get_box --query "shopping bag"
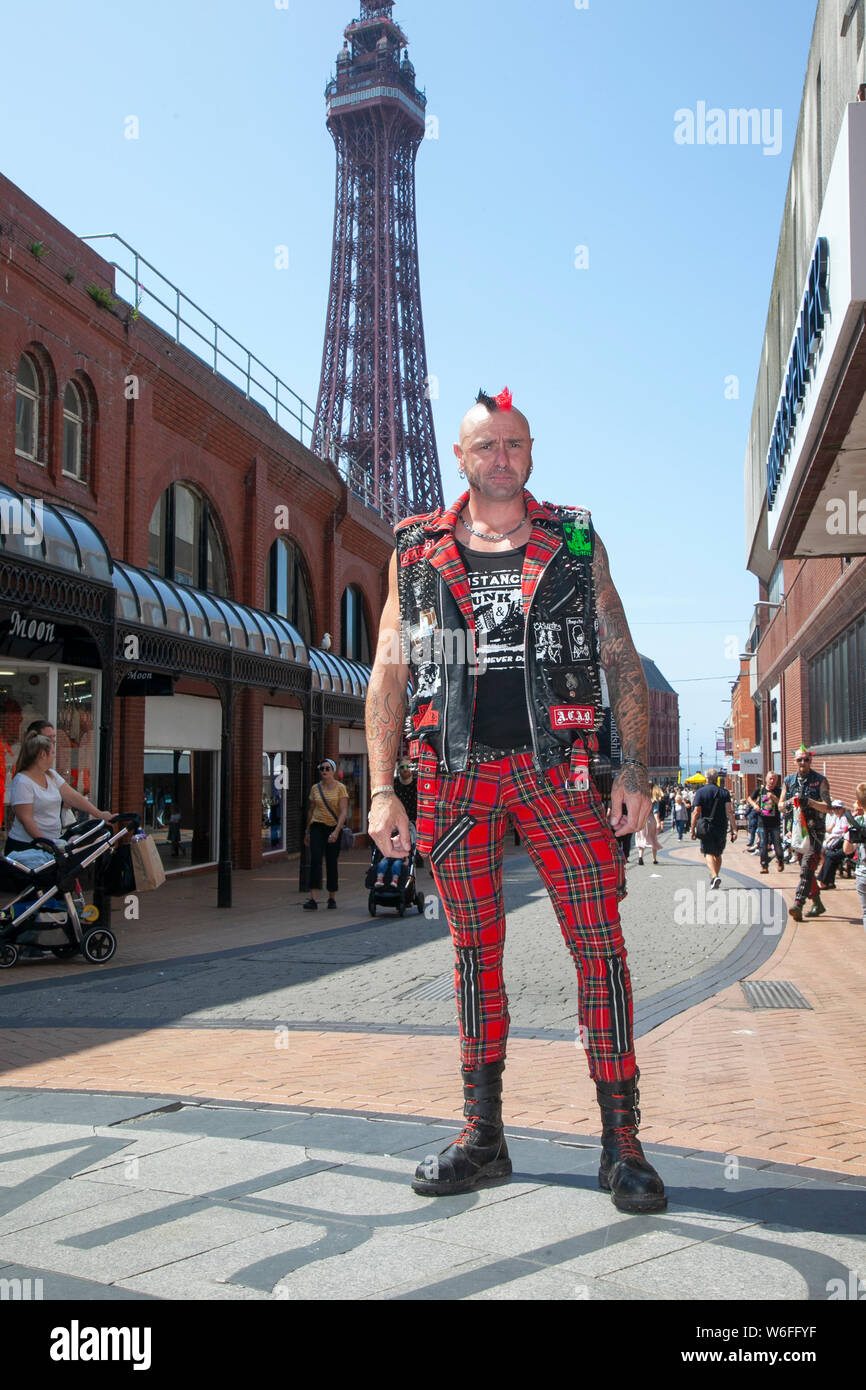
[129,835,166,892]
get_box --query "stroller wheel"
[0,943,19,969]
[82,928,116,964]
[415,892,425,915]
[368,891,377,917]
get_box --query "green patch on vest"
[562,519,592,556]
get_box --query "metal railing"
[336,454,399,526]
[81,234,316,449]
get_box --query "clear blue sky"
[0,0,819,771]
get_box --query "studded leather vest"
[395,489,605,774]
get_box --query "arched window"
[15,355,41,462]
[148,483,230,596]
[62,383,85,480]
[341,584,370,662]
[265,538,313,646]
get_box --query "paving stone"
[0,1186,295,1283]
[237,1228,483,1301]
[116,1221,329,1300]
[0,1262,158,1300]
[78,1135,337,1198]
[384,1259,655,1302]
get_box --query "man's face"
[795,756,812,775]
[765,773,778,791]
[453,407,533,502]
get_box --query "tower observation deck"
[314,1,443,521]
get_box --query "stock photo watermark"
[826,490,866,536]
[0,494,44,546]
[673,884,785,936]
[674,103,783,157]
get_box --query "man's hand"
[368,792,412,859]
[608,767,652,838]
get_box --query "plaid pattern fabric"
[423,751,635,1082]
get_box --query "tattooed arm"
[365,550,412,857]
[593,534,652,836]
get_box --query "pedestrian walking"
[302,758,348,910]
[778,747,832,922]
[672,792,689,840]
[690,767,736,889]
[751,772,784,873]
[635,810,660,865]
[366,386,666,1214]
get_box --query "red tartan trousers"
[416,750,635,1082]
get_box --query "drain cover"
[741,980,812,1010]
[401,972,454,1002]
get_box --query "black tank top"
[455,540,533,751]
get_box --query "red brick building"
[640,656,680,784]
[0,173,396,902]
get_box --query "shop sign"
[116,671,175,697]
[0,609,64,660]
[767,237,829,510]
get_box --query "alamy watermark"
[0,495,44,546]
[673,883,785,936]
[826,491,866,536]
[674,103,783,157]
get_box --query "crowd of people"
[609,754,866,929]
[300,752,866,936]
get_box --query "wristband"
[370,786,394,800]
[620,759,648,772]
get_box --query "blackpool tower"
[314,1,443,520]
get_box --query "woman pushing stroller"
[5,724,113,854]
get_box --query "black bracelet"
[620,758,648,772]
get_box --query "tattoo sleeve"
[593,535,649,780]
[365,549,408,788]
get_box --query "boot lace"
[608,1126,644,1164]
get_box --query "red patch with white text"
[401,540,436,567]
[551,705,595,729]
[413,703,440,730]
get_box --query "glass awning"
[0,482,112,580]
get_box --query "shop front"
[0,483,115,825]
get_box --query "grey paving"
[0,1091,861,1301]
[0,837,781,1041]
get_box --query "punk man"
[366,389,665,1214]
[778,746,832,921]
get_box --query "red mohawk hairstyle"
[476,387,514,412]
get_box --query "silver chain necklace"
[459,508,529,542]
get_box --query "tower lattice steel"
[314,1,443,521]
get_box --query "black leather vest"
[395,490,605,774]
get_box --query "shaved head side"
[458,401,531,446]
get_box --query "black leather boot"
[412,1059,512,1196]
[596,1069,667,1214]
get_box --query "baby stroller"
[365,823,425,918]
[0,814,139,968]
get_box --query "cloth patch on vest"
[566,618,590,661]
[401,540,437,567]
[562,519,592,556]
[551,705,595,729]
[413,703,440,730]
[533,621,562,662]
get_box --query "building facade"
[744,0,866,807]
[0,173,396,902]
